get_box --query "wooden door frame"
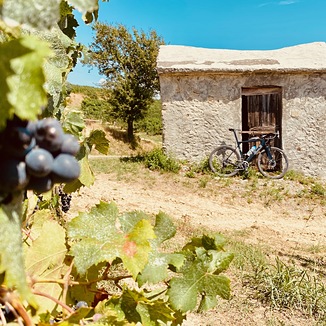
[241,86,283,151]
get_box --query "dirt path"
[70,172,325,252]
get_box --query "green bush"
[143,148,181,173]
[81,97,113,122]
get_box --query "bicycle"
[209,128,289,179]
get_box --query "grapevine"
[0,1,233,325]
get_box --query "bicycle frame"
[229,128,274,163]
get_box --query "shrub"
[81,97,113,121]
[143,148,181,173]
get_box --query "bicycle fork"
[262,145,277,169]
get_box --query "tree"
[88,23,165,141]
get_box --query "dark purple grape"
[27,176,53,194]
[26,120,38,136]
[1,126,35,159]
[35,118,64,152]
[58,187,72,213]
[74,301,88,310]
[6,115,29,128]
[60,134,80,156]
[0,159,29,192]
[51,154,80,183]
[25,148,54,177]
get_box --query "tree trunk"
[127,118,134,142]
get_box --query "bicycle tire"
[209,145,240,177]
[257,147,289,179]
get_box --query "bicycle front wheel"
[257,147,289,179]
[209,145,240,177]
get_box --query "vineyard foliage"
[0,1,233,325]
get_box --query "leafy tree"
[88,23,165,140]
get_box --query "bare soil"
[68,121,325,326]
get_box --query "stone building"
[156,42,326,179]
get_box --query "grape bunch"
[0,116,80,202]
[58,187,72,213]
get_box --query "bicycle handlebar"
[261,131,279,140]
[228,128,279,138]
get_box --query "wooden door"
[241,87,282,152]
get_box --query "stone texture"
[157,43,326,179]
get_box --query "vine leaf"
[0,36,51,128]
[86,129,110,155]
[68,262,107,306]
[68,202,156,278]
[137,212,185,286]
[96,287,178,325]
[75,144,94,188]
[62,110,86,137]
[67,0,99,15]
[0,200,37,308]
[167,234,234,313]
[24,219,68,314]
[2,0,61,30]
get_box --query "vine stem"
[33,274,132,286]
[32,290,74,314]
[62,260,74,318]
[21,228,35,241]
[5,302,28,326]
[0,307,6,325]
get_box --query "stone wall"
[159,71,326,179]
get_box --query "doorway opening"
[241,86,282,153]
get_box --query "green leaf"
[86,129,110,155]
[137,252,184,286]
[23,209,56,245]
[152,211,176,245]
[167,261,231,313]
[63,178,84,193]
[119,210,149,233]
[0,199,37,308]
[62,110,85,137]
[2,0,61,30]
[167,234,234,313]
[99,288,177,326]
[137,213,184,286]
[68,202,155,278]
[120,219,155,278]
[66,306,92,323]
[24,219,68,313]
[182,233,226,252]
[0,36,51,127]
[76,144,95,187]
[68,262,107,305]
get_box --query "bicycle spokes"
[209,146,240,177]
[257,147,289,179]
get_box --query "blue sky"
[68,0,326,86]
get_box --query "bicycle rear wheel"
[209,145,240,177]
[257,147,289,179]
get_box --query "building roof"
[157,42,326,74]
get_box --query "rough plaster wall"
[283,74,326,178]
[159,72,326,179]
